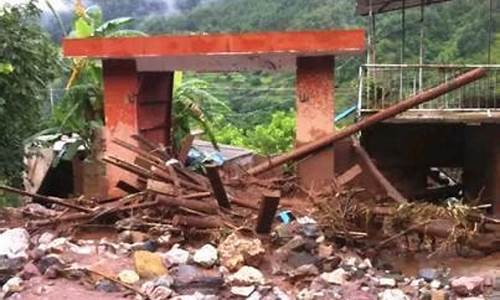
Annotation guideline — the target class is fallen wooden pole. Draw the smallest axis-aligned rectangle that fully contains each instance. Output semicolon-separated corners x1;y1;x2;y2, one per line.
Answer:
248;68;487;176
156;195;219;215
352;139;407;204
0;185;93;213
173;215;222;228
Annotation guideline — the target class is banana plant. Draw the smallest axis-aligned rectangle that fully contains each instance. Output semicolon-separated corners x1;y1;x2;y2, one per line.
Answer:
173;72;230;152
50;1;147;146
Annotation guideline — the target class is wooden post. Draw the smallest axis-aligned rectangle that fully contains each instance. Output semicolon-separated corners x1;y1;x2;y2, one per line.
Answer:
205;164;231;209
255;192;281;234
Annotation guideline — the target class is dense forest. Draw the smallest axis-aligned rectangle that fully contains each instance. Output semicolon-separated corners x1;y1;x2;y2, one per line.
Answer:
0;0;498;189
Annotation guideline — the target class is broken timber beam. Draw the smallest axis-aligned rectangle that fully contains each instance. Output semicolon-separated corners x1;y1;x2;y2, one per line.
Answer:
352;139;407;203
0;185;93;213
205;164;231;209
247;68;487;176
156;195;219;215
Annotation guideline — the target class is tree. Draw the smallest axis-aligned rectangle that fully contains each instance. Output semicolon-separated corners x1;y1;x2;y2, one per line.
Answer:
49;3;146;147
0;1;60;186
175;0;202;12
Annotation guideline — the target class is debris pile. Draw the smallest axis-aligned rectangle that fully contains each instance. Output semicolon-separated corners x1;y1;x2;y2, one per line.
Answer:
0;214;498;299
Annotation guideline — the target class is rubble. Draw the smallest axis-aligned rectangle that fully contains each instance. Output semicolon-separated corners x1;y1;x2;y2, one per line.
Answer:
0;131;497;299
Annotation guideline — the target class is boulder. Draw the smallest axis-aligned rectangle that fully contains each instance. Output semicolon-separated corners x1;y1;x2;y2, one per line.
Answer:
228;266;265;285
118;270;140;284
0;229;30;259
2;277;23;294
380;289;409;300
230;285;255;297
193;244;218;268
218;233;265;271
320;268;348;285
450;276;484;296
165;246;190;266
134;251;168;279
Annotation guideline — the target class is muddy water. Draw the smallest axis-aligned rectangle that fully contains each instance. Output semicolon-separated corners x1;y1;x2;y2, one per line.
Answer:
391;252;500;278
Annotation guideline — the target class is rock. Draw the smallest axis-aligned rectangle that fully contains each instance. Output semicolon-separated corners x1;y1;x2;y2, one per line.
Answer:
320;268;348;285
172;264;223;294
133;251;168;279
359;258;372;270
230;285;255;297
38;232;56;245
228;266;265;285
276;236;305;256
218;233;265;271
2;277;23;294
0;256;26;285
418;268;439;282
0;229;30;259
430;279;441;289
95;279;119;293
142;275;175;299
431;290;450;300
170;291;217;300
450;276;484;296
36;254;65;274
247;291;262;300
143;240;159;252
380;289;409;300
317;244;333;258
118;270;140;284
273;286;291;300
165;246;190;266
286;251;318;269
291;264;319;277
378;277;397;288
296;216;321;237
151;286;173;300
193;244;218;268
20;262;40;280
43;265;61;279
342;290;377;300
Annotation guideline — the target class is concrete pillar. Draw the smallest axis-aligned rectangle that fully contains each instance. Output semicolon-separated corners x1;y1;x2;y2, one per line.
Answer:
295;56;335;188
102;60;174;197
463;124;500;216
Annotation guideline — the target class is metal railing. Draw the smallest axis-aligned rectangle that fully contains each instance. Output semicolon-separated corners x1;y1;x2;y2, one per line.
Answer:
358;64;500;112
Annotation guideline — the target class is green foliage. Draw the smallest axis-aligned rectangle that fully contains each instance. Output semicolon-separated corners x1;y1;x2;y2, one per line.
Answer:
0;1;60;186
173;74;231;152
246;111;295;155
49;5;146;147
